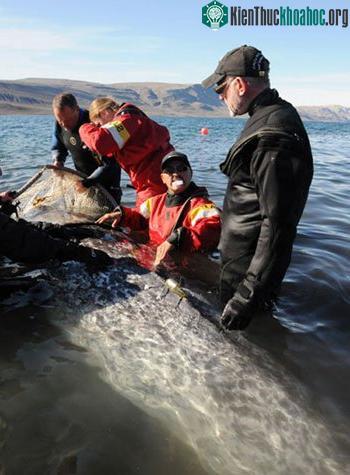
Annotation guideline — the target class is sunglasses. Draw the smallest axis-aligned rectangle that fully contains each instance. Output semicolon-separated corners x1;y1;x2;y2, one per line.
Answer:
214;77;235;95
162;164;189;174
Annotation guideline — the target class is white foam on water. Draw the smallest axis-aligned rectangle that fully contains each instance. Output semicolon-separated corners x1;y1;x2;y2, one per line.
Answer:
51;262;344;475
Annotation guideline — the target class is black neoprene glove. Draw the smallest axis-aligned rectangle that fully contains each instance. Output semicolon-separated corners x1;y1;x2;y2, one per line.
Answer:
221;298;255;330
221;281;259;331
167;227;186;248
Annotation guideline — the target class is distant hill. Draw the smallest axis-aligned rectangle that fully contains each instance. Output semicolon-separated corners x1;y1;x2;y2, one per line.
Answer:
0;78;349;122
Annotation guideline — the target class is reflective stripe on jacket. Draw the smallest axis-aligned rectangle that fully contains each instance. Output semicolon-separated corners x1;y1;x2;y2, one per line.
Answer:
79;103;174;205
120;188;221;253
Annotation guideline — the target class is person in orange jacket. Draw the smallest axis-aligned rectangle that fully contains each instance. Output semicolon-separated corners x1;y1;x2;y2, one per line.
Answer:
79;97;174;207
96;151;221;267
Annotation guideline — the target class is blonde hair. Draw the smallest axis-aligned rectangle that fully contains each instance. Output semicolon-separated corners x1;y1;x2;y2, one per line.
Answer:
89;97;120;121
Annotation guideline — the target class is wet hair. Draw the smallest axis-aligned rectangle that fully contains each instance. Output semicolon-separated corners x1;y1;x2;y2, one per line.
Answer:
89;97;120;122
52;93;79;110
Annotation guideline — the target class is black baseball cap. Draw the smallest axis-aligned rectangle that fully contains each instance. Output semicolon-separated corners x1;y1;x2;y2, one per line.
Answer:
202;45;270;89
161;151;191;171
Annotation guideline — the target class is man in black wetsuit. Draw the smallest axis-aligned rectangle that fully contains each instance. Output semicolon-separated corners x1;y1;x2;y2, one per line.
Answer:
202;45;313;330
51;93;122;202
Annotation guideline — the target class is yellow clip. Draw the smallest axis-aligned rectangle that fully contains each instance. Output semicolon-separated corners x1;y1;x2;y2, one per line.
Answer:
165;278;187;300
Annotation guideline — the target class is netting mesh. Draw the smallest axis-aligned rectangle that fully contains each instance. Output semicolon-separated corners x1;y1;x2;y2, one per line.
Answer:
16;166;117;224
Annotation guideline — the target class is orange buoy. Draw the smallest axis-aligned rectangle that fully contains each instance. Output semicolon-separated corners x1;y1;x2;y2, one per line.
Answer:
200;127;209;135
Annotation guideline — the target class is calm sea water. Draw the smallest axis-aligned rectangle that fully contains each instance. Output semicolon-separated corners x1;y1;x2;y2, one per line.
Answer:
0;115;350;474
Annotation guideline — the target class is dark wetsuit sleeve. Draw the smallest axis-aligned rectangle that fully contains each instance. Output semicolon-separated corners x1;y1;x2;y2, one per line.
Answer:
236;145;310;304
0;213;80;263
81;156;120;188
51;122;68;163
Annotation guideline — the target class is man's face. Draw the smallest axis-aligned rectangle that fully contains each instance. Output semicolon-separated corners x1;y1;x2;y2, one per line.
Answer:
218;77;247;117
53;106;79;130
161;159;192;195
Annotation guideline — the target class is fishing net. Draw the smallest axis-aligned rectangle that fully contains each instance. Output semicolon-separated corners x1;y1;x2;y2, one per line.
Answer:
16;165;117;225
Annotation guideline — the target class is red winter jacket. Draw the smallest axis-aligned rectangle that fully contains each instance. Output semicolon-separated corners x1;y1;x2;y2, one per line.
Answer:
79;103;174;206
120;183;221;253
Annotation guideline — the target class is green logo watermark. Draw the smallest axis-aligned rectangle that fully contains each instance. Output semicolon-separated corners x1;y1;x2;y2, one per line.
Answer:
202;1;228;30
202;3;348;28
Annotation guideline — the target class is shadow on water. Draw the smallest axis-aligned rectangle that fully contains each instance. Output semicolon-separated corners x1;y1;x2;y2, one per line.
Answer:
0;274;211;475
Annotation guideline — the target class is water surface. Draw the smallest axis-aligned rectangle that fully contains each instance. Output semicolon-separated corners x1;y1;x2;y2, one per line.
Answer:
0;115;349;474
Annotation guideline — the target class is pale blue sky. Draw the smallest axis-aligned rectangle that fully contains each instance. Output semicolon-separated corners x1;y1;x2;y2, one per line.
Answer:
0;0;349;105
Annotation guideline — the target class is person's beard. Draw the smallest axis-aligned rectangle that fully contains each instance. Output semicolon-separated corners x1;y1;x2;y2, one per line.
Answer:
225;93;248;117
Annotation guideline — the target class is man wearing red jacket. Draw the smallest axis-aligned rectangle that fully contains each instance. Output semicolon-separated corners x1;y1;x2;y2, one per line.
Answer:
79;98;174;207
96;151;221;266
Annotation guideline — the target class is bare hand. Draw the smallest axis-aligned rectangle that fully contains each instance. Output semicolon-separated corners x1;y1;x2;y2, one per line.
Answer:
95;211;122;228
153;241;174;268
75;181;88;194
53;160;64;169
0;191;14;203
